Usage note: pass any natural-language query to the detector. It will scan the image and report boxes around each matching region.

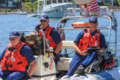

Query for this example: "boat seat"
[56,57,72,71]
[61,40,74,49]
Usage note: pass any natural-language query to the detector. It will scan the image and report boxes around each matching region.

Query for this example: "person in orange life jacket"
[62,16,107,78]
[0,31,37,80]
[36,14,62,64]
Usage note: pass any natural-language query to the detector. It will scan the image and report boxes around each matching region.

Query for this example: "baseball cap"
[9,31,20,37]
[89,16,98,23]
[40,14,49,20]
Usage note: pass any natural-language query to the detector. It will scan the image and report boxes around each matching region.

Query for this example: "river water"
[0,11,120,66]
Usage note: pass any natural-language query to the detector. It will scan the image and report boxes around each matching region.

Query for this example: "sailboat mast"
[37,0,39,13]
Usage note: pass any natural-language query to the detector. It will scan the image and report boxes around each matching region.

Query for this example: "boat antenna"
[110,0,114,17]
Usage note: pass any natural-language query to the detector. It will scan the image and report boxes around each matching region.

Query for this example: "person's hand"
[22,75,30,80]
[53,52,57,58]
[80,50,89,56]
[35,24,41,32]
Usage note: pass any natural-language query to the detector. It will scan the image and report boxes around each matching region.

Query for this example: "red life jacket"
[78,29,100,51]
[38,26,57,49]
[0,41,28,71]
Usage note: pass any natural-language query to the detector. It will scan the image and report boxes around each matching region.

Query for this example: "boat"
[12,0,120,80]
[28,0,76,18]
[17,10,27,15]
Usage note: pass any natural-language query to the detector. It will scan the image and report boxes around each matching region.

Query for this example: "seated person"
[62,16,106,78]
[0,31,36,80]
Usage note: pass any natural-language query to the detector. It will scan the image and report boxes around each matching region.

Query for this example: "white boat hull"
[40,4,76,18]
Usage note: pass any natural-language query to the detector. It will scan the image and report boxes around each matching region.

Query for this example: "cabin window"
[58,0,62,3]
[47,0,51,5]
[52,0,57,3]
[64,0,67,2]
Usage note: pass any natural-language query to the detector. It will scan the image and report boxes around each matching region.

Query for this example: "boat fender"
[104,56,115,69]
[72,22,89,27]
[59,30,65,40]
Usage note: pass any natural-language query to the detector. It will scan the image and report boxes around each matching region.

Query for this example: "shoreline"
[0,6,120,15]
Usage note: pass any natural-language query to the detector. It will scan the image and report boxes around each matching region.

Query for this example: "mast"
[37,0,39,13]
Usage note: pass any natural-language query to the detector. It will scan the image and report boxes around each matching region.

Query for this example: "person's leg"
[6,71,27,80]
[0,71,7,80]
[66,58,83,76]
[81,51,98,68]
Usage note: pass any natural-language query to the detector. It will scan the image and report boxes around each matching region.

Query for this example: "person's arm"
[0,47,7,61]
[50,29,62,54]
[97,33,107,55]
[27,60,37,77]
[54,41,62,54]
[20,45,36,77]
[97,47,106,55]
[73,42,89,56]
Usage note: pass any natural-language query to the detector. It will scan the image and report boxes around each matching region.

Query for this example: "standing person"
[0,31,36,80]
[62,16,106,78]
[35,14,62,64]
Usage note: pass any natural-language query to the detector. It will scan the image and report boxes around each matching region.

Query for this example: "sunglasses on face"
[9,37,17,41]
[40,20,46,22]
[90,21,97,24]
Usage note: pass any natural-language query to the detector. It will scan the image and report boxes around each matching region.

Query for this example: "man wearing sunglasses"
[62,16,106,79]
[35,14,62,64]
[0,31,36,80]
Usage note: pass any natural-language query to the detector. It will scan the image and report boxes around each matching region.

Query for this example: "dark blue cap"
[89,16,98,23]
[9,31,20,37]
[40,14,49,20]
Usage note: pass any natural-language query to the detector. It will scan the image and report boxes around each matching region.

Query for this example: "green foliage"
[68,1,75,4]
[26,8,35,12]
[26,2,32,6]
[25,0,27,2]
[16,0,20,2]
[105,2,110,6]
[117,0,120,5]
[7,9,11,12]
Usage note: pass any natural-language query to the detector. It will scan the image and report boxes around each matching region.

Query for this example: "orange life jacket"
[0,42,28,71]
[38,26,57,49]
[78,29,100,51]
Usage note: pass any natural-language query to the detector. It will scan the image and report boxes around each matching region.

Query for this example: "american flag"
[87,0,100,11]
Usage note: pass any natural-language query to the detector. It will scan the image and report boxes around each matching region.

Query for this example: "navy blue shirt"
[0,45,35,64]
[43,26,62,44]
[73,29,107,59]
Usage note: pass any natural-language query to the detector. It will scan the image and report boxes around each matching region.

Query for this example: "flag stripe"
[87,0,100,11]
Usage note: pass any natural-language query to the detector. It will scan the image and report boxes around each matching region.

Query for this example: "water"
[0,11,120,66]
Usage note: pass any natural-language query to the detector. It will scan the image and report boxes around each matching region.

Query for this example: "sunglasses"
[9,37,17,41]
[40,20,46,22]
[90,21,97,24]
